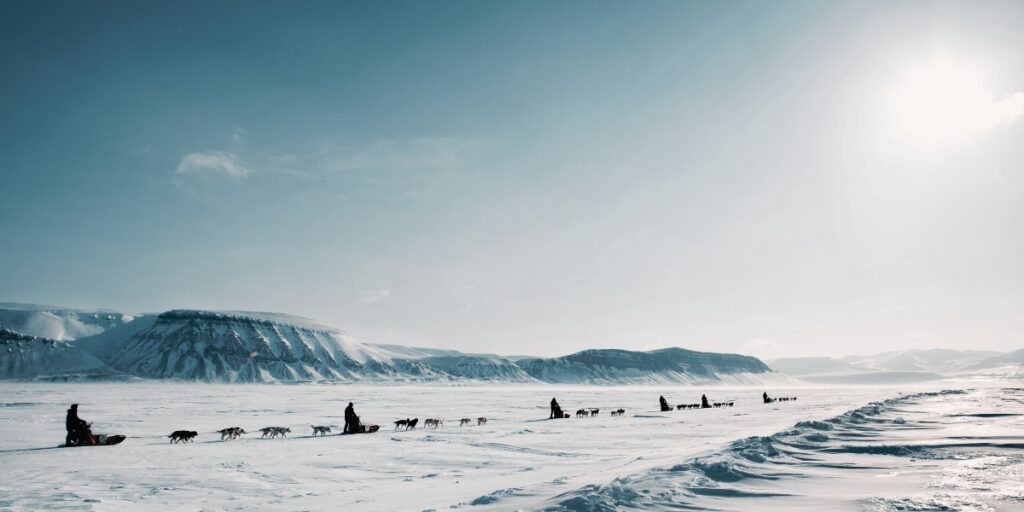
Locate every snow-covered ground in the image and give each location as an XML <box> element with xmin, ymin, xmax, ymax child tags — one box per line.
<box><xmin>0</xmin><ymin>379</ymin><xmax>1020</xmax><ymax>511</ymax></box>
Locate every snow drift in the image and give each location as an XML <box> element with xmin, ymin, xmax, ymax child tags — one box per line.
<box><xmin>545</xmin><ymin>388</ymin><xmax>1020</xmax><ymax>511</ymax></box>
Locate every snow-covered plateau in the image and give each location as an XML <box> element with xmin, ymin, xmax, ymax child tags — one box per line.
<box><xmin>1</xmin><ymin>378</ymin><xmax>1022</xmax><ymax>511</ymax></box>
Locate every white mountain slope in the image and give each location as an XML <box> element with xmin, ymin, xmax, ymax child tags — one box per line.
<box><xmin>769</xmin><ymin>348</ymin><xmax>1018</xmax><ymax>383</ymax></box>
<box><xmin>0</xmin><ymin>328</ymin><xmax>122</xmax><ymax>380</ymax></box>
<box><xmin>0</xmin><ymin>303</ymin><xmax>135</xmax><ymax>341</ymax></box>
<box><xmin>841</xmin><ymin>348</ymin><xmax>1001</xmax><ymax>374</ymax></box>
<box><xmin>371</xmin><ymin>344</ymin><xmax>538</xmax><ymax>382</ymax></box>
<box><xmin>75</xmin><ymin>310</ymin><xmax>422</xmax><ymax>383</ymax></box>
<box><xmin>515</xmin><ymin>348</ymin><xmax>785</xmax><ymax>385</ymax></box>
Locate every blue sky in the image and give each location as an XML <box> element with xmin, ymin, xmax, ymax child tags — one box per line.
<box><xmin>2</xmin><ymin>1</ymin><xmax>1022</xmax><ymax>357</ymax></box>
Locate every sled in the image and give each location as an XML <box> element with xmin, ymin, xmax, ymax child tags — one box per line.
<box><xmin>61</xmin><ymin>434</ymin><xmax>126</xmax><ymax>447</ymax></box>
<box><xmin>341</xmin><ymin>425</ymin><xmax>380</xmax><ymax>435</ymax></box>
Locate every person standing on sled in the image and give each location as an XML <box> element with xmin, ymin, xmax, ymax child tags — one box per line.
<box><xmin>763</xmin><ymin>391</ymin><xmax>771</xmax><ymax>403</ymax></box>
<box><xmin>65</xmin><ymin>404</ymin><xmax>92</xmax><ymax>446</ymax></box>
<box><xmin>550</xmin><ymin>397</ymin><xmax>562</xmax><ymax>419</ymax></box>
<box><xmin>344</xmin><ymin>402</ymin><xmax>360</xmax><ymax>433</ymax></box>
<box><xmin>701</xmin><ymin>394</ymin><xmax>711</xmax><ymax>409</ymax></box>
<box><xmin>659</xmin><ymin>395</ymin><xmax>671</xmax><ymax>412</ymax></box>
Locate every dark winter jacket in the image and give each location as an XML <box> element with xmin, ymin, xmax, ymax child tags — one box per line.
<box><xmin>66</xmin><ymin>408</ymin><xmax>86</xmax><ymax>432</ymax></box>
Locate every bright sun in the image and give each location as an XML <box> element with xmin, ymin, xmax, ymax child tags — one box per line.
<box><xmin>887</xmin><ymin>55</ymin><xmax>1024</xmax><ymax>149</ymax></box>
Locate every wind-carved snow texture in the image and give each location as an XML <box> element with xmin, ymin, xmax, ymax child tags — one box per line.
<box><xmin>545</xmin><ymin>387</ymin><xmax>1024</xmax><ymax>511</ymax></box>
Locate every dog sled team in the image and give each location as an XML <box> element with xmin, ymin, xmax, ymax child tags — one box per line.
<box><xmin>762</xmin><ymin>392</ymin><xmax>797</xmax><ymax>404</ymax></box>
<box><xmin>672</xmin><ymin>394</ymin><xmax>737</xmax><ymax>410</ymax></box>
<box><xmin>62</xmin><ymin>390</ymin><xmax>796</xmax><ymax>447</ymax></box>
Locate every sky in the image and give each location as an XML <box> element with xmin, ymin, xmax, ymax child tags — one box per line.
<box><xmin>1</xmin><ymin>0</ymin><xmax>1022</xmax><ymax>359</ymax></box>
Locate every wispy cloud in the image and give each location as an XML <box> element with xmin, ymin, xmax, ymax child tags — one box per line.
<box><xmin>230</xmin><ymin>125</ymin><xmax>248</xmax><ymax>145</ymax></box>
<box><xmin>176</xmin><ymin>151</ymin><xmax>251</xmax><ymax>178</ymax></box>
<box><xmin>998</xmin><ymin>92</ymin><xmax>1024</xmax><ymax>125</ymax></box>
<box><xmin>270</xmin><ymin>137</ymin><xmax>492</xmax><ymax>179</ymax></box>
<box><xmin>357</xmin><ymin>288</ymin><xmax>392</xmax><ymax>305</ymax></box>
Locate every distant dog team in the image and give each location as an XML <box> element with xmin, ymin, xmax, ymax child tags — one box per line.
<box><xmin>676</xmin><ymin>401</ymin><xmax>734</xmax><ymax>409</ymax></box>
<box><xmin>160</xmin><ymin>391</ymin><xmax>788</xmax><ymax>444</ymax></box>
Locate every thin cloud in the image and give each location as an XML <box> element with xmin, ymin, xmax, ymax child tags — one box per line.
<box><xmin>741</xmin><ymin>338</ymin><xmax>783</xmax><ymax>360</ymax></box>
<box><xmin>176</xmin><ymin>151</ymin><xmax>251</xmax><ymax>178</ymax></box>
<box><xmin>997</xmin><ymin>92</ymin><xmax>1024</xmax><ymax>125</ymax></box>
<box><xmin>270</xmin><ymin>137</ymin><xmax>492</xmax><ymax>178</ymax></box>
<box><xmin>319</xmin><ymin>137</ymin><xmax>489</xmax><ymax>172</ymax></box>
<box><xmin>357</xmin><ymin>288</ymin><xmax>392</xmax><ymax>305</ymax></box>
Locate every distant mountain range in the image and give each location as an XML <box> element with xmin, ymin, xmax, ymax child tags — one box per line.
<box><xmin>769</xmin><ymin>348</ymin><xmax>1022</xmax><ymax>383</ymax></box>
<box><xmin>0</xmin><ymin>303</ymin><xmax>785</xmax><ymax>384</ymax></box>
<box><xmin>515</xmin><ymin>348</ymin><xmax>771</xmax><ymax>385</ymax></box>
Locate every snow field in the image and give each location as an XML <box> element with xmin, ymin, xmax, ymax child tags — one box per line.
<box><xmin>0</xmin><ymin>380</ymin><xmax>1012</xmax><ymax>511</ymax></box>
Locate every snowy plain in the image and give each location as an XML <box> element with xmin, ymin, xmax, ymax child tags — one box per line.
<box><xmin>1</xmin><ymin>379</ymin><xmax>1021</xmax><ymax>511</ymax></box>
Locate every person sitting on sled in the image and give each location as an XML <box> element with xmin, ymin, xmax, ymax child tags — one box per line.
<box><xmin>763</xmin><ymin>391</ymin><xmax>771</xmax><ymax>403</ymax></box>
<box><xmin>66</xmin><ymin>404</ymin><xmax>93</xmax><ymax>446</ymax></box>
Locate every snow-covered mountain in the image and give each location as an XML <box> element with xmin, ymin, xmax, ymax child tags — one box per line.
<box><xmin>414</xmin><ymin>355</ymin><xmax>537</xmax><ymax>381</ymax></box>
<box><xmin>372</xmin><ymin>344</ymin><xmax>537</xmax><ymax>382</ymax></box>
<box><xmin>0</xmin><ymin>303</ymin><xmax>135</xmax><ymax>341</ymax></box>
<box><xmin>1</xmin><ymin>303</ymin><xmax>786</xmax><ymax>384</ymax></box>
<box><xmin>0</xmin><ymin>328</ymin><xmax>122</xmax><ymax>380</ymax></box>
<box><xmin>516</xmin><ymin>348</ymin><xmax>777</xmax><ymax>384</ymax></box>
<box><xmin>972</xmin><ymin>349</ymin><xmax>1024</xmax><ymax>374</ymax></box>
<box><xmin>768</xmin><ymin>348</ymin><xmax>1016</xmax><ymax>383</ymax></box>
<box><xmin>76</xmin><ymin>310</ymin><xmax>414</xmax><ymax>383</ymax></box>
<box><xmin>842</xmin><ymin>349</ymin><xmax>1000</xmax><ymax>374</ymax></box>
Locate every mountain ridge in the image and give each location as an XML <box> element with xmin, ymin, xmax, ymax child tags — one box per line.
<box><xmin>0</xmin><ymin>304</ymin><xmax>781</xmax><ymax>384</ymax></box>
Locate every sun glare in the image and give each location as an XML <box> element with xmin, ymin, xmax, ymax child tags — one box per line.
<box><xmin>886</xmin><ymin>55</ymin><xmax>1022</xmax><ymax>149</ymax></box>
